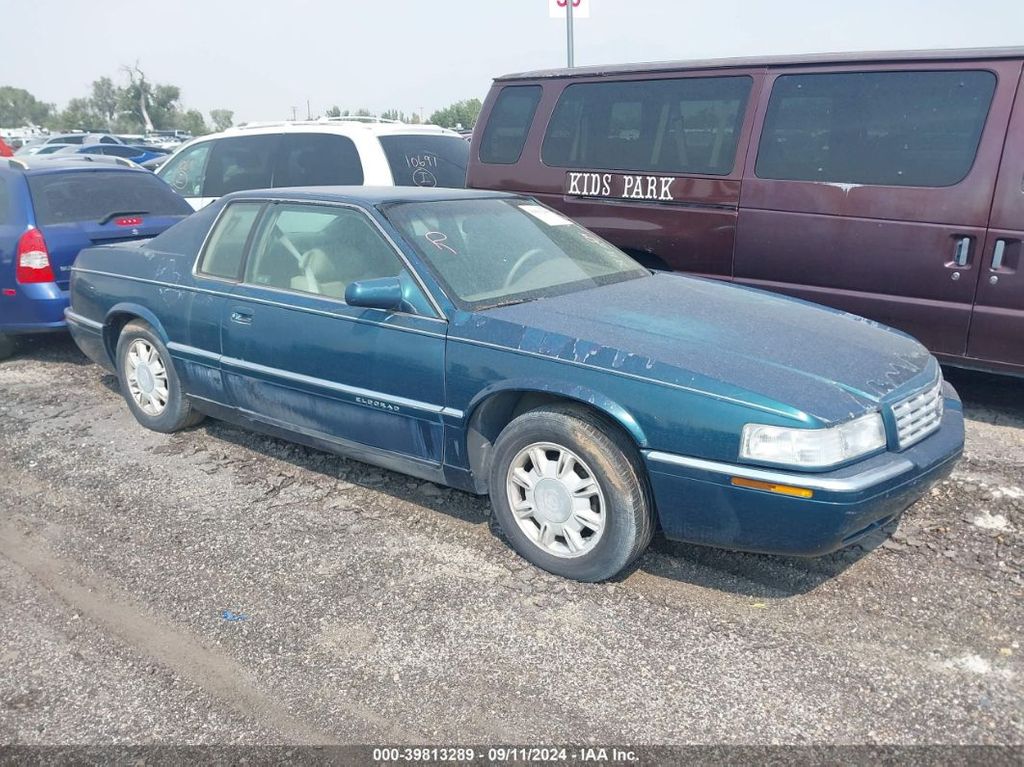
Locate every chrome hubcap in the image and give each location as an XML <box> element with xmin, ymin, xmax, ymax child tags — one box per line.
<box><xmin>506</xmin><ymin>442</ymin><xmax>605</xmax><ymax>559</ymax></box>
<box><xmin>125</xmin><ymin>339</ymin><xmax>169</xmax><ymax>416</ymax></box>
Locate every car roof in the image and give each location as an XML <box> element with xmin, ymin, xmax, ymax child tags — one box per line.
<box><xmin>182</xmin><ymin>118</ymin><xmax>462</xmax><ymax>145</ymax></box>
<box><xmin>497</xmin><ymin>45</ymin><xmax>1024</xmax><ymax>80</ymax></box>
<box><xmin>224</xmin><ymin>186</ymin><xmax>518</xmax><ymax>206</ymax></box>
<box><xmin>2</xmin><ymin>156</ymin><xmax>147</xmax><ymax>174</ymax></box>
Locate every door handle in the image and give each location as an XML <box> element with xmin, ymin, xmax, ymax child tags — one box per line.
<box><xmin>991</xmin><ymin>239</ymin><xmax>1006</xmax><ymax>271</ymax></box>
<box><xmin>953</xmin><ymin>236</ymin><xmax>971</xmax><ymax>267</ymax></box>
<box><xmin>230</xmin><ymin>310</ymin><xmax>253</xmax><ymax>325</ymax></box>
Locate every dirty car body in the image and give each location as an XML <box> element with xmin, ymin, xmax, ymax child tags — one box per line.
<box><xmin>66</xmin><ymin>187</ymin><xmax>964</xmax><ymax>578</ymax></box>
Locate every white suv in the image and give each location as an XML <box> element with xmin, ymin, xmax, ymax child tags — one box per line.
<box><xmin>156</xmin><ymin>118</ymin><xmax>470</xmax><ymax>209</ymax></box>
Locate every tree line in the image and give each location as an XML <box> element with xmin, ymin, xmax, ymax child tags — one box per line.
<box><xmin>1</xmin><ymin>65</ymin><xmax>481</xmax><ymax>136</ymax></box>
<box><xmin>0</xmin><ymin>66</ymin><xmax>233</xmax><ymax>136</ymax></box>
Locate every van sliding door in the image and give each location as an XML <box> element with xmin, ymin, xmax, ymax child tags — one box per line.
<box><xmin>735</xmin><ymin>62</ymin><xmax>1019</xmax><ymax>360</ymax></box>
<box><xmin>967</xmin><ymin>64</ymin><xmax>1024</xmax><ymax>369</ymax></box>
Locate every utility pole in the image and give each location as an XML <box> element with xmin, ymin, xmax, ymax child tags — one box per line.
<box><xmin>290</xmin><ymin>106</ymin><xmax>297</xmax><ymax>121</ymax></box>
<box><xmin>566</xmin><ymin>0</ymin><xmax>574</xmax><ymax>68</ymax></box>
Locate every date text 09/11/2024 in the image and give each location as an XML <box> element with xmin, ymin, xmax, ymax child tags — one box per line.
<box><xmin>371</xmin><ymin>746</ymin><xmax>639</xmax><ymax>762</ymax></box>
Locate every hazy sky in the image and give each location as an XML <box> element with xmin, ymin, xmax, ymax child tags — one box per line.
<box><xmin>7</xmin><ymin>0</ymin><xmax>1024</xmax><ymax>123</ymax></box>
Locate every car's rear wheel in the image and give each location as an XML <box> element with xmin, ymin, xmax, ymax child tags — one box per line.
<box><xmin>488</xmin><ymin>404</ymin><xmax>654</xmax><ymax>582</ymax></box>
<box><xmin>116</xmin><ymin>321</ymin><xmax>204</xmax><ymax>433</ymax></box>
<box><xmin>0</xmin><ymin>333</ymin><xmax>15</xmax><ymax>361</ymax></box>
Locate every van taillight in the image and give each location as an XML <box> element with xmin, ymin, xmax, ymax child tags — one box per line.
<box><xmin>15</xmin><ymin>228</ymin><xmax>55</xmax><ymax>284</ymax></box>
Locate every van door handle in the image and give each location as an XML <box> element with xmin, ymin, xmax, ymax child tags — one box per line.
<box><xmin>991</xmin><ymin>239</ymin><xmax>1006</xmax><ymax>271</ymax></box>
<box><xmin>953</xmin><ymin>236</ymin><xmax>971</xmax><ymax>267</ymax></box>
<box><xmin>230</xmin><ymin>310</ymin><xmax>253</xmax><ymax>325</ymax></box>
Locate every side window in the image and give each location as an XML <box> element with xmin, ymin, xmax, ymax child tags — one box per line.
<box><xmin>245</xmin><ymin>205</ymin><xmax>405</xmax><ymax>302</ymax></box>
<box><xmin>201</xmin><ymin>135</ymin><xmax>278</xmax><ymax>197</ymax></box>
<box><xmin>756</xmin><ymin>70</ymin><xmax>997</xmax><ymax>187</ymax></box>
<box><xmin>158</xmin><ymin>142</ymin><xmax>212</xmax><ymax>198</ymax></box>
<box><xmin>273</xmin><ymin>134</ymin><xmax>364</xmax><ymax>187</ymax></box>
<box><xmin>197</xmin><ymin>202</ymin><xmax>262</xmax><ymax>280</ymax></box>
<box><xmin>0</xmin><ymin>177</ymin><xmax>9</xmax><ymax>225</ymax></box>
<box><xmin>542</xmin><ymin>76</ymin><xmax>752</xmax><ymax>175</ymax></box>
<box><xmin>479</xmin><ymin>85</ymin><xmax>542</xmax><ymax>164</ymax></box>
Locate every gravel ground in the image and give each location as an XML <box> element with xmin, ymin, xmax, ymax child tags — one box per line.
<box><xmin>0</xmin><ymin>335</ymin><xmax>1021</xmax><ymax>746</ymax></box>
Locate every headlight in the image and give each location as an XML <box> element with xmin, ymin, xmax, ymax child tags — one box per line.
<box><xmin>740</xmin><ymin>412</ymin><xmax>886</xmax><ymax>469</ymax></box>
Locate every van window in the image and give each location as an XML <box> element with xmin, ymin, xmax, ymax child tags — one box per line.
<box><xmin>479</xmin><ymin>85</ymin><xmax>542</xmax><ymax>164</ymax></box>
<box><xmin>379</xmin><ymin>135</ymin><xmax>469</xmax><ymax>188</ymax></box>
<box><xmin>201</xmin><ymin>135</ymin><xmax>278</xmax><ymax>197</ymax></box>
<box><xmin>756</xmin><ymin>70</ymin><xmax>996</xmax><ymax>187</ymax></box>
<box><xmin>542</xmin><ymin>76</ymin><xmax>752</xmax><ymax>176</ymax></box>
<box><xmin>274</xmin><ymin>134</ymin><xmax>364</xmax><ymax>187</ymax></box>
<box><xmin>197</xmin><ymin>201</ymin><xmax>262</xmax><ymax>280</ymax></box>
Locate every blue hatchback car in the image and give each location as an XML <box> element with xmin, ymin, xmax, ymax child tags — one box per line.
<box><xmin>66</xmin><ymin>187</ymin><xmax>964</xmax><ymax>581</ymax></box>
<box><xmin>0</xmin><ymin>156</ymin><xmax>192</xmax><ymax>359</ymax></box>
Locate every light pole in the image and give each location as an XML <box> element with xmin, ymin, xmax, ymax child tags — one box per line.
<box><xmin>566</xmin><ymin>0</ymin><xmax>574</xmax><ymax>68</ymax></box>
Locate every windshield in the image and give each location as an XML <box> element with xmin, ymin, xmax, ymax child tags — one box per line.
<box><xmin>382</xmin><ymin>197</ymin><xmax>648</xmax><ymax>309</ymax></box>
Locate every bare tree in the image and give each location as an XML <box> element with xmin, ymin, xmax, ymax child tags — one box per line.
<box><xmin>121</xmin><ymin>61</ymin><xmax>154</xmax><ymax>131</ymax></box>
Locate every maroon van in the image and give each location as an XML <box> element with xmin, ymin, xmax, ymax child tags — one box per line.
<box><xmin>467</xmin><ymin>48</ymin><xmax>1024</xmax><ymax>377</ymax></box>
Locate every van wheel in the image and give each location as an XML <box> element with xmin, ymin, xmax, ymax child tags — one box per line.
<box><xmin>488</xmin><ymin>404</ymin><xmax>654</xmax><ymax>582</ymax></box>
<box><xmin>0</xmin><ymin>333</ymin><xmax>15</xmax><ymax>361</ymax></box>
<box><xmin>115</xmin><ymin>321</ymin><xmax>204</xmax><ymax>433</ymax></box>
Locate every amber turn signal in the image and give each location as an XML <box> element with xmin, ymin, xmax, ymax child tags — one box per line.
<box><xmin>730</xmin><ymin>476</ymin><xmax>814</xmax><ymax>499</ymax></box>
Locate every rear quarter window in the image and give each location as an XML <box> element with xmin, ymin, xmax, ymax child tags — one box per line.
<box><xmin>378</xmin><ymin>135</ymin><xmax>469</xmax><ymax>188</ymax></box>
<box><xmin>26</xmin><ymin>170</ymin><xmax>193</xmax><ymax>226</ymax></box>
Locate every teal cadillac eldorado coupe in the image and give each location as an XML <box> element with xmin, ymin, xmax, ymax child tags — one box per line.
<box><xmin>66</xmin><ymin>187</ymin><xmax>963</xmax><ymax>581</ymax></box>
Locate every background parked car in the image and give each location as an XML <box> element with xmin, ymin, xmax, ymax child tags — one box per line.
<box><xmin>468</xmin><ymin>47</ymin><xmax>1024</xmax><ymax>378</ymax></box>
<box><xmin>56</xmin><ymin>143</ymin><xmax>171</xmax><ymax>165</ymax></box>
<box><xmin>0</xmin><ymin>155</ymin><xmax>193</xmax><ymax>359</ymax></box>
<box><xmin>156</xmin><ymin>118</ymin><xmax>471</xmax><ymax>209</ymax></box>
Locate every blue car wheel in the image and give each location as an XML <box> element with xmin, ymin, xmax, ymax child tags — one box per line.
<box><xmin>489</xmin><ymin>404</ymin><xmax>655</xmax><ymax>582</ymax></box>
<box><xmin>0</xmin><ymin>333</ymin><xmax>15</xmax><ymax>361</ymax></box>
<box><xmin>115</xmin><ymin>321</ymin><xmax>205</xmax><ymax>433</ymax></box>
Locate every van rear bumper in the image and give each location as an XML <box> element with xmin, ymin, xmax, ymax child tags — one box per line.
<box><xmin>643</xmin><ymin>402</ymin><xmax>964</xmax><ymax>556</ymax></box>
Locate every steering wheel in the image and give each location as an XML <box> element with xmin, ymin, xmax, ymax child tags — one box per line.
<box><xmin>504</xmin><ymin>248</ymin><xmax>548</xmax><ymax>288</ymax></box>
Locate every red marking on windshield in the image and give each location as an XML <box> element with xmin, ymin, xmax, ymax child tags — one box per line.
<box><xmin>425</xmin><ymin>231</ymin><xmax>457</xmax><ymax>255</ymax></box>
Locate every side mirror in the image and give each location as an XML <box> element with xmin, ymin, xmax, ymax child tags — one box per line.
<box><xmin>345</xmin><ymin>276</ymin><xmax>405</xmax><ymax>311</ymax></box>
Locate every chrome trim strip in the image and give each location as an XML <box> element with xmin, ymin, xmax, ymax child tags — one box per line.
<box><xmin>166</xmin><ymin>341</ymin><xmax>220</xmax><ymax>363</ymax></box>
<box><xmin>449</xmin><ymin>335</ymin><xmax>796</xmax><ymax>419</ymax></box>
<box><xmin>220</xmin><ymin>354</ymin><xmax>463</xmax><ymax>418</ymax></box>
<box><xmin>69</xmin><ymin>268</ymin><xmax>447</xmax><ymax>340</ymax></box>
<box><xmin>644</xmin><ymin>450</ymin><xmax>915</xmax><ymax>493</ymax></box>
<box><xmin>64</xmin><ymin>310</ymin><xmax>103</xmax><ymax>331</ymax></box>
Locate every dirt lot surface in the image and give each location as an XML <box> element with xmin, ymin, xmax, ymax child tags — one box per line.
<box><xmin>0</xmin><ymin>336</ymin><xmax>1022</xmax><ymax>746</ymax></box>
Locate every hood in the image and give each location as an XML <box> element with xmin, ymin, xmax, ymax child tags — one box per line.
<box><xmin>462</xmin><ymin>273</ymin><xmax>935</xmax><ymax>424</ymax></box>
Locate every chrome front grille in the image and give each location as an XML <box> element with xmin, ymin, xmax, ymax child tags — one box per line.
<box><xmin>892</xmin><ymin>378</ymin><xmax>944</xmax><ymax>449</ymax></box>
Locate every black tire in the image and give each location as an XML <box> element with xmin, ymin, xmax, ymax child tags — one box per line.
<box><xmin>0</xmin><ymin>333</ymin><xmax>15</xmax><ymax>361</ymax></box>
<box><xmin>488</xmin><ymin>404</ymin><xmax>654</xmax><ymax>582</ymax></box>
<box><xmin>115</xmin><ymin>320</ymin><xmax>204</xmax><ymax>433</ymax></box>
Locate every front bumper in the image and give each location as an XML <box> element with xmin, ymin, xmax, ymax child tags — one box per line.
<box><xmin>643</xmin><ymin>395</ymin><xmax>964</xmax><ymax>556</ymax></box>
<box><xmin>0</xmin><ymin>282</ymin><xmax>69</xmax><ymax>334</ymax></box>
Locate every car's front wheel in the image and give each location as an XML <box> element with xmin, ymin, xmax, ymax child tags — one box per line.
<box><xmin>488</xmin><ymin>404</ymin><xmax>654</xmax><ymax>582</ymax></box>
<box><xmin>0</xmin><ymin>333</ymin><xmax>15</xmax><ymax>361</ymax></box>
<box><xmin>116</xmin><ymin>321</ymin><xmax>204</xmax><ymax>433</ymax></box>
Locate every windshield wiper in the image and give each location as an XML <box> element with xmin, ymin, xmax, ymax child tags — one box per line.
<box><xmin>99</xmin><ymin>210</ymin><xmax>149</xmax><ymax>225</ymax></box>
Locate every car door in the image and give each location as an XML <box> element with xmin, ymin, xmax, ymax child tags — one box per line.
<box><xmin>158</xmin><ymin>141</ymin><xmax>214</xmax><ymax>210</ymax></box>
<box><xmin>735</xmin><ymin>61</ymin><xmax>1020</xmax><ymax>358</ymax></box>
<box><xmin>966</xmin><ymin>65</ymin><xmax>1024</xmax><ymax>369</ymax></box>
<box><xmin>220</xmin><ymin>201</ymin><xmax>448</xmax><ymax>466</ymax></box>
